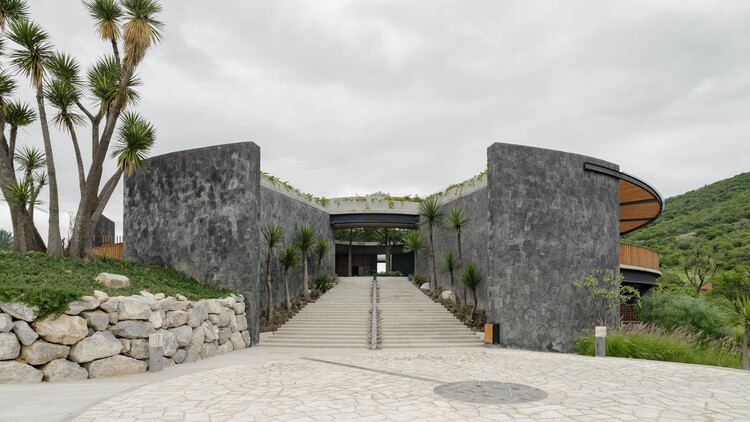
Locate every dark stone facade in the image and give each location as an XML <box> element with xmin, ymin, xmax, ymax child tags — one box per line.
<box><xmin>92</xmin><ymin>215</ymin><xmax>115</xmax><ymax>247</ymax></box>
<box><xmin>124</xmin><ymin>142</ymin><xmax>262</xmax><ymax>344</ymax></box>
<box><xmin>259</xmin><ymin>187</ymin><xmax>335</xmax><ymax>311</ymax></box>
<box><xmin>485</xmin><ymin>143</ymin><xmax>620</xmax><ymax>352</ymax></box>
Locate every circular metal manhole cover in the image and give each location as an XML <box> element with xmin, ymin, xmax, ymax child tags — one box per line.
<box><xmin>433</xmin><ymin>381</ymin><xmax>547</xmax><ymax>405</ymax></box>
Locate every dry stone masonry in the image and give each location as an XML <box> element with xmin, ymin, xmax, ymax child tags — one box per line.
<box><xmin>0</xmin><ymin>289</ymin><xmax>250</xmax><ymax>383</ymax></box>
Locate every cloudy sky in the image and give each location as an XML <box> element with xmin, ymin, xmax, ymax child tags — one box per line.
<box><xmin>2</xmin><ymin>1</ymin><xmax>749</xmax><ymax>239</ymax></box>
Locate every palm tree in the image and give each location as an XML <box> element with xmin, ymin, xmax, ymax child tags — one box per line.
<box><xmin>295</xmin><ymin>225</ymin><xmax>316</xmax><ymax>299</ymax></box>
<box><xmin>262</xmin><ymin>224</ymin><xmax>283</xmax><ymax>324</ymax></box>
<box><xmin>731</xmin><ymin>296</ymin><xmax>750</xmax><ymax>370</ymax></box>
<box><xmin>0</xmin><ymin>0</ymin><xmax>27</xmax><ymax>30</ymax></box>
<box><xmin>419</xmin><ymin>196</ymin><xmax>444</xmax><ymax>292</ymax></box>
<box><xmin>314</xmin><ymin>237</ymin><xmax>330</xmax><ymax>275</ymax></box>
<box><xmin>439</xmin><ymin>250</ymin><xmax>460</xmax><ymax>306</ymax></box>
<box><xmin>447</xmin><ymin>206</ymin><xmax>470</xmax><ymax>303</ymax></box>
<box><xmin>4</xmin><ymin>100</ymin><xmax>36</xmax><ymax>172</ymax></box>
<box><xmin>13</xmin><ymin>145</ymin><xmax>46</xmax><ymax>223</ymax></box>
<box><xmin>460</xmin><ymin>263</ymin><xmax>483</xmax><ymax>323</ymax></box>
<box><xmin>8</xmin><ymin>19</ymin><xmax>63</xmax><ymax>256</ymax></box>
<box><xmin>2</xmin><ymin>178</ymin><xmax>40</xmax><ymax>252</ymax></box>
<box><xmin>335</xmin><ymin>228</ymin><xmax>360</xmax><ymax>276</ymax></box>
<box><xmin>121</xmin><ymin>0</ymin><xmax>163</xmax><ymax>71</ymax></box>
<box><xmin>84</xmin><ymin>0</ymin><xmax>123</xmax><ymax>66</ymax></box>
<box><xmin>277</xmin><ymin>243</ymin><xmax>301</xmax><ymax>313</ymax></box>
<box><xmin>402</xmin><ymin>229</ymin><xmax>424</xmax><ymax>277</ymax></box>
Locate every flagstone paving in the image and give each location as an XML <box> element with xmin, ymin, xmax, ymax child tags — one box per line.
<box><xmin>69</xmin><ymin>348</ymin><xmax>750</xmax><ymax>421</ymax></box>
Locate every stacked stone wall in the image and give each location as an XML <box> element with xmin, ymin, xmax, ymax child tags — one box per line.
<box><xmin>0</xmin><ymin>291</ymin><xmax>250</xmax><ymax>383</ymax></box>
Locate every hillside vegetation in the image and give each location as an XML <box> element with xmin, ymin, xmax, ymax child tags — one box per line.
<box><xmin>622</xmin><ymin>172</ymin><xmax>750</xmax><ymax>271</ymax></box>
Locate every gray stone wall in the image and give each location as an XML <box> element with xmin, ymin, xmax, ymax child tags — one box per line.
<box><xmin>485</xmin><ymin>143</ymin><xmax>620</xmax><ymax>352</ymax></box>
<box><xmin>92</xmin><ymin>215</ymin><xmax>115</xmax><ymax>247</ymax></box>
<box><xmin>123</xmin><ymin>142</ymin><xmax>261</xmax><ymax>344</ymax></box>
<box><xmin>259</xmin><ymin>187</ymin><xmax>335</xmax><ymax>311</ymax></box>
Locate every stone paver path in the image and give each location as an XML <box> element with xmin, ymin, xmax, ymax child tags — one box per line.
<box><xmin>71</xmin><ymin>348</ymin><xmax>750</xmax><ymax>421</ymax></box>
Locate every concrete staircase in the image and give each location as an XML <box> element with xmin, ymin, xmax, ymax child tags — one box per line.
<box><xmin>259</xmin><ymin>277</ymin><xmax>372</xmax><ymax>348</ymax></box>
<box><xmin>378</xmin><ymin>277</ymin><xmax>484</xmax><ymax>348</ymax></box>
<box><xmin>259</xmin><ymin>276</ymin><xmax>483</xmax><ymax>349</ymax></box>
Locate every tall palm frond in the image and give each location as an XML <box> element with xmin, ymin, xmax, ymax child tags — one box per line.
<box><xmin>14</xmin><ymin>145</ymin><xmax>45</xmax><ymax>173</ymax></box>
<box><xmin>295</xmin><ymin>225</ymin><xmax>316</xmax><ymax>252</ymax></box>
<box><xmin>8</xmin><ymin>19</ymin><xmax>53</xmax><ymax>89</ymax></box>
<box><xmin>277</xmin><ymin>243</ymin><xmax>301</xmax><ymax>271</ymax></box>
<box><xmin>4</xmin><ymin>100</ymin><xmax>36</xmax><ymax>126</ymax></box>
<box><xmin>314</xmin><ymin>237</ymin><xmax>330</xmax><ymax>273</ymax></box>
<box><xmin>0</xmin><ymin>69</ymin><xmax>17</xmax><ymax>108</ymax></box>
<box><xmin>402</xmin><ymin>230</ymin><xmax>424</xmax><ymax>254</ymax></box>
<box><xmin>111</xmin><ymin>111</ymin><xmax>154</xmax><ymax>176</ymax></box>
<box><xmin>2</xmin><ymin>178</ymin><xmax>40</xmax><ymax>206</ymax></box>
<box><xmin>44</xmin><ymin>78</ymin><xmax>84</xmax><ymax>129</ymax></box>
<box><xmin>419</xmin><ymin>196</ymin><xmax>444</xmax><ymax>228</ymax></box>
<box><xmin>87</xmin><ymin>54</ymin><xmax>141</xmax><ymax>113</ymax></box>
<box><xmin>263</xmin><ymin>224</ymin><xmax>283</xmax><ymax>251</ymax></box>
<box><xmin>439</xmin><ymin>250</ymin><xmax>458</xmax><ymax>275</ymax></box>
<box><xmin>84</xmin><ymin>0</ymin><xmax>123</xmax><ymax>41</ymax></box>
<box><xmin>0</xmin><ymin>0</ymin><xmax>28</xmax><ymax>31</ymax></box>
<box><xmin>121</xmin><ymin>0</ymin><xmax>163</xmax><ymax>70</ymax></box>
<box><xmin>46</xmin><ymin>52</ymin><xmax>82</xmax><ymax>86</ymax></box>
<box><xmin>447</xmin><ymin>206</ymin><xmax>469</xmax><ymax>233</ymax></box>
<box><xmin>460</xmin><ymin>263</ymin><xmax>484</xmax><ymax>322</ymax></box>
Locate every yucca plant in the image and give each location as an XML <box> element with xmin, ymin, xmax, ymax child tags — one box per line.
<box><xmin>439</xmin><ymin>250</ymin><xmax>460</xmax><ymax>306</ymax></box>
<box><xmin>277</xmin><ymin>243</ymin><xmax>301</xmax><ymax>312</ymax></box>
<box><xmin>314</xmin><ymin>237</ymin><xmax>330</xmax><ymax>275</ymax></box>
<box><xmin>0</xmin><ymin>0</ymin><xmax>28</xmax><ymax>31</ymax></box>
<box><xmin>4</xmin><ymin>100</ymin><xmax>35</xmax><ymax>167</ymax></box>
<box><xmin>460</xmin><ymin>263</ymin><xmax>483</xmax><ymax>323</ymax></box>
<box><xmin>732</xmin><ymin>296</ymin><xmax>750</xmax><ymax>370</ymax></box>
<box><xmin>295</xmin><ymin>225</ymin><xmax>316</xmax><ymax>299</ymax></box>
<box><xmin>111</xmin><ymin>111</ymin><xmax>155</xmax><ymax>176</ymax></box>
<box><xmin>447</xmin><ymin>206</ymin><xmax>470</xmax><ymax>304</ymax></box>
<box><xmin>0</xmin><ymin>228</ymin><xmax>12</xmax><ymax>249</ymax></box>
<box><xmin>402</xmin><ymin>229</ymin><xmax>424</xmax><ymax>278</ymax></box>
<box><xmin>8</xmin><ymin>18</ymin><xmax>64</xmax><ymax>256</ymax></box>
<box><xmin>419</xmin><ymin>196</ymin><xmax>443</xmax><ymax>292</ymax></box>
<box><xmin>262</xmin><ymin>225</ymin><xmax>283</xmax><ymax>324</ymax></box>
<box><xmin>2</xmin><ymin>179</ymin><xmax>40</xmax><ymax>252</ymax></box>
<box><xmin>84</xmin><ymin>0</ymin><xmax>123</xmax><ymax>65</ymax></box>
<box><xmin>121</xmin><ymin>0</ymin><xmax>163</xmax><ymax>71</ymax></box>
<box><xmin>13</xmin><ymin>145</ymin><xmax>46</xmax><ymax>224</ymax></box>
<box><xmin>87</xmin><ymin>55</ymin><xmax>141</xmax><ymax>114</ymax></box>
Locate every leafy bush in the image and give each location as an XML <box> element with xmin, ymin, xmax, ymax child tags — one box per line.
<box><xmin>640</xmin><ymin>291</ymin><xmax>736</xmax><ymax>341</ymax></box>
<box><xmin>375</xmin><ymin>270</ymin><xmax>403</xmax><ymax>277</ymax></box>
<box><xmin>707</xmin><ymin>266</ymin><xmax>750</xmax><ymax>302</ymax></box>
<box><xmin>0</xmin><ymin>229</ymin><xmax>12</xmax><ymax>250</ymax></box>
<box><xmin>313</xmin><ymin>272</ymin><xmax>336</xmax><ymax>293</ymax></box>
<box><xmin>575</xmin><ymin>323</ymin><xmax>741</xmax><ymax>368</ymax></box>
<box><xmin>408</xmin><ymin>273</ymin><xmax>428</xmax><ymax>286</ymax></box>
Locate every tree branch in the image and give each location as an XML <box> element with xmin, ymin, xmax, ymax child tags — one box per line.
<box><xmin>91</xmin><ymin>167</ymin><xmax>123</xmax><ymax>228</ymax></box>
<box><xmin>65</xmin><ymin>120</ymin><xmax>86</xmax><ymax>195</ymax></box>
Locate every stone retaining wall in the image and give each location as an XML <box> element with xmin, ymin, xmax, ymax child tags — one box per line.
<box><xmin>0</xmin><ymin>291</ymin><xmax>250</xmax><ymax>383</ymax></box>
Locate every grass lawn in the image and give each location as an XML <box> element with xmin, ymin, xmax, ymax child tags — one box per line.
<box><xmin>0</xmin><ymin>250</ymin><xmax>237</xmax><ymax>320</ymax></box>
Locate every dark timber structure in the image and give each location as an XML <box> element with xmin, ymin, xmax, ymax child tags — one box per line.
<box><xmin>124</xmin><ymin>142</ymin><xmax>662</xmax><ymax>352</ymax></box>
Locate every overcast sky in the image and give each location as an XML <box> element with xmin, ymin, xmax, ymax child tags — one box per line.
<box><xmin>2</xmin><ymin>1</ymin><xmax>749</xmax><ymax>239</ymax></box>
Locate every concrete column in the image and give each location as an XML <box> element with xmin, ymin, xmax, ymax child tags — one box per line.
<box><xmin>149</xmin><ymin>332</ymin><xmax>164</xmax><ymax>372</ymax></box>
<box><xmin>595</xmin><ymin>326</ymin><xmax>606</xmax><ymax>357</ymax></box>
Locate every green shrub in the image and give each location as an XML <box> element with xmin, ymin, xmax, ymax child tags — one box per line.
<box><xmin>313</xmin><ymin>273</ymin><xmax>335</xmax><ymax>293</ymax></box>
<box><xmin>575</xmin><ymin>323</ymin><xmax>741</xmax><ymax>368</ymax></box>
<box><xmin>408</xmin><ymin>273</ymin><xmax>428</xmax><ymax>286</ymax></box>
<box><xmin>707</xmin><ymin>266</ymin><xmax>750</xmax><ymax>302</ymax></box>
<box><xmin>375</xmin><ymin>271</ymin><xmax>403</xmax><ymax>277</ymax></box>
<box><xmin>639</xmin><ymin>291</ymin><xmax>736</xmax><ymax>341</ymax></box>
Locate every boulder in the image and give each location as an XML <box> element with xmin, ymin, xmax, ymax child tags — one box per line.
<box><xmin>176</xmin><ymin>294</ymin><xmax>187</xmax><ymax>301</ymax></box>
<box><xmin>109</xmin><ymin>312</ymin><xmax>119</xmax><ymax>325</ymax></box>
<box><xmin>149</xmin><ymin>310</ymin><xmax>165</xmax><ymax>329</ymax></box>
<box><xmin>128</xmin><ymin>295</ymin><xmax>159</xmax><ymax>311</ymax></box>
<box><xmin>227</xmin><ymin>313</ymin><xmax>238</xmax><ymax>331</ymax></box>
<box><xmin>217</xmin><ymin>341</ymin><xmax>233</xmax><ymax>355</ymax></box>
<box><xmin>237</xmin><ymin>315</ymin><xmax>248</xmax><ymax>331</ymax></box>
<box><xmin>33</xmin><ymin>315</ymin><xmax>87</xmax><ymax>345</ymax></box>
<box><xmin>139</xmin><ymin>290</ymin><xmax>153</xmax><ymax>298</ymax></box>
<box><xmin>119</xmin><ymin>338</ymin><xmax>131</xmax><ymax>354</ymax></box>
<box><xmin>20</xmin><ymin>340</ymin><xmax>70</xmax><ymax>365</ymax></box>
<box><xmin>160</xmin><ymin>329</ymin><xmax>178</xmax><ymax>357</ymax></box>
<box><xmin>242</xmin><ymin>330</ymin><xmax>251</xmax><ymax>346</ymax></box>
<box><xmin>201</xmin><ymin>321</ymin><xmax>216</xmax><ymax>342</ymax></box>
<box><xmin>0</xmin><ymin>301</ymin><xmax>37</xmax><ymax>322</ymax></box>
<box><xmin>187</xmin><ymin>301</ymin><xmax>209</xmax><ymax>327</ymax></box>
<box><xmin>229</xmin><ymin>332</ymin><xmax>246</xmax><ymax>350</ymax></box>
<box><xmin>217</xmin><ymin>327</ymin><xmax>231</xmax><ymax>345</ymax></box>
<box><xmin>173</xmin><ymin>348</ymin><xmax>187</xmax><ymax>364</ymax></box>
<box><xmin>0</xmin><ymin>332</ymin><xmax>20</xmax><ymax>360</ymax></box>
<box><xmin>86</xmin><ymin>356</ymin><xmax>147</xmax><ymax>378</ymax></box>
<box><xmin>95</xmin><ymin>272</ymin><xmax>130</xmax><ymax>288</ymax></box>
<box><xmin>208</xmin><ymin>314</ymin><xmax>220</xmax><ymax>325</ymax></box>
<box><xmin>217</xmin><ymin>307</ymin><xmax>233</xmax><ymax>327</ymax></box>
<box><xmin>153</xmin><ymin>293</ymin><xmax>165</xmax><ymax>300</ymax></box>
<box><xmin>159</xmin><ymin>300</ymin><xmax>188</xmax><ymax>312</ymax></box>
<box><xmin>109</xmin><ymin>321</ymin><xmax>156</xmax><ymax>339</ymax></box>
<box><xmin>183</xmin><ymin>344</ymin><xmax>201</xmax><ymax>363</ymax></box>
<box><xmin>419</xmin><ymin>283</ymin><xmax>430</xmax><ymax>291</ymax></box>
<box><xmin>234</xmin><ymin>301</ymin><xmax>246</xmax><ymax>315</ymax></box>
<box><xmin>163</xmin><ymin>310</ymin><xmax>188</xmax><ymax>328</ymax></box>
<box><xmin>201</xmin><ymin>342</ymin><xmax>219</xmax><ymax>359</ymax></box>
<box><xmin>192</xmin><ymin>327</ymin><xmax>205</xmax><ymax>346</ymax></box>
<box><xmin>41</xmin><ymin>359</ymin><xmax>89</xmax><ymax>382</ymax></box>
<box><xmin>0</xmin><ymin>313</ymin><xmax>13</xmax><ymax>332</ymax></box>
<box><xmin>169</xmin><ymin>326</ymin><xmax>193</xmax><ymax>347</ymax></box>
<box><xmin>441</xmin><ymin>290</ymin><xmax>455</xmax><ymax>301</ymax></box>
<box><xmin>82</xmin><ymin>311</ymin><xmax>109</xmax><ymax>331</ymax></box>
<box><xmin>129</xmin><ymin>339</ymin><xmax>149</xmax><ymax>359</ymax></box>
<box><xmin>117</xmin><ymin>297</ymin><xmax>151</xmax><ymax>320</ymax></box>
<box><xmin>68</xmin><ymin>332</ymin><xmax>122</xmax><ymax>363</ymax></box>
<box><xmin>64</xmin><ymin>296</ymin><xmax>100</xmax><ymax>315</ymax></box>
<box><xmin>0</xmin><ymin>361</ymin><xmax>43</xmax><ymax>383</ymax></box>
<box><xmin>206</xmin><ymin>299</ymin><xmax>222</xmax><ymax>314</ymax></box>
<box><xmin>12</xmin><ymin>321</ymin><xmax>38</xmax><ymax>346</ymax></box>
<box><xmin>100</xmin><ymin>297</ymin><xmax>120</xmax><ymax>313</ymax></box>
<box><xmin>92</xmin><ymin>290</ymin><xmax>109</xmax><ymax>303</ymax></box>
<box><xmin>218</xmin><ymin>297</ymin><xmax>236</xmax><ymax>308</ymax></box>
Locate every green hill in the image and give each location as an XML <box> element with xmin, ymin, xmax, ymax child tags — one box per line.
<box><xmin>622</xmin><ymin>172</ymin><xmax>750</xmax><ymax>271</ymax></box>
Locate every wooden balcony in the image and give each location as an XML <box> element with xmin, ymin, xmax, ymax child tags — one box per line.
<box><xmin>620</xmin><ymin>242</ymin><xmax>659</xmax><ymax>273</ymax></box>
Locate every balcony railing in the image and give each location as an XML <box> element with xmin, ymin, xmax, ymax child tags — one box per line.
<box><xmin>620</xmin><ymin>242</ymin><xmax>659</xmax><ymax>272</ymax></box>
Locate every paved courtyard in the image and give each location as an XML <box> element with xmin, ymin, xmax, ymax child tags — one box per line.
<box><xmin>57</xmin><ymin>347</ymin><xmax>750</xmax><ymax>421</ymax></box>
